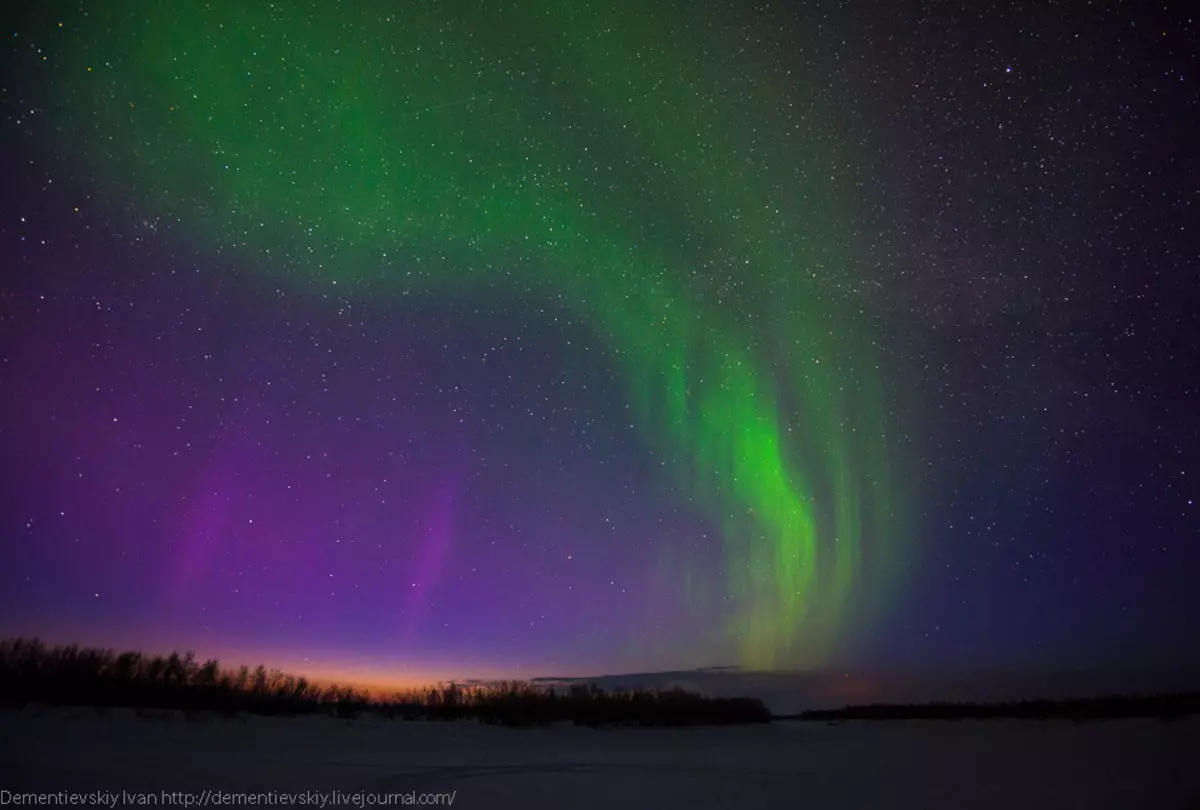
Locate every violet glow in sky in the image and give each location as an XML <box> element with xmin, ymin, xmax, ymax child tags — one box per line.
<box><xmin>2</xmin><ymin>0</ymin><xmax>1199</xmax><ymax>687</ymax></box>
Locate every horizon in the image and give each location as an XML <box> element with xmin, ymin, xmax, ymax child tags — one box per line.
<box><xmin>6</xmin><ymin>634</ymin><xmax>1198</xmax><ymax>716</ymax></box>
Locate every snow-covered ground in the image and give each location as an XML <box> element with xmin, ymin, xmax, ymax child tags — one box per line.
<box><xmin>2</xmin><ymin>707</ymin><xmax>1198</xmax><ymax>808</ymax></box>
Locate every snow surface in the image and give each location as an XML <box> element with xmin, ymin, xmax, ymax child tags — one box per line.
<box><xmin>2</xmin><ymin>707</ymin><xmax>1198</xmax><ymax>808</ymax></box>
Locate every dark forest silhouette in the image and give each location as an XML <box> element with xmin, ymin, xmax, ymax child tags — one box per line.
<box><xmin>783</xmin><ymin>694</ymin><xmax>1200</xmax><ymax>722</ymax></box>
<box><xmin>0</xmin><ymin>638</ymin><xmax>771</xmax><ymax>727</ymax></box>
<box><xmin>5</xmin><ymin>638</ymin><xmax>1196</xmax><ymax>727</ymax></box>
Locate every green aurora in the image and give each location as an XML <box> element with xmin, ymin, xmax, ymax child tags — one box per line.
<box><xmin>52</xmin><ymin>0</ymin><xmax>905</xmax><ymax>668</ymax></box>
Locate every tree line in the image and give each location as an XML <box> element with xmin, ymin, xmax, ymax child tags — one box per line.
<box><xmin>0</xmin><ymin>637</ymin><xmax>771</xmax><ymax>727</ymax></box>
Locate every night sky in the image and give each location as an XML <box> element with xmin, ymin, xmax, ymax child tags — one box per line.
<box><xmin>1</xmin><ymin>1</ymin><xmax>1197</xmax><ymax>690</ymax></box>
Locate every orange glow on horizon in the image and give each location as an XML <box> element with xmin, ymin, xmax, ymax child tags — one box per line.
<box><xmin>0</xmin><ymin>620</ymin><xmax>537</xmax><ymax>695</ymax></box>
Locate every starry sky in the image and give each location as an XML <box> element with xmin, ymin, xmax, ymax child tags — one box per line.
<box><xmin>1</xmin><ymin>0</ymin><xmax>1197</xmax><ymax>689</ymax></box>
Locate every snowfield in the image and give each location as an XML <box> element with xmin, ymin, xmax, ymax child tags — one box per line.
<box><xmin>1</xmin><ymin>707</ymin><xmax>1198</xmax><ymax>808</ymax></box>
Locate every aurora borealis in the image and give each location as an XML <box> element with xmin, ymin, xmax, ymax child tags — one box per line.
<box><xmin>2</xmin><ymin>1</ymin><xmax>1198</xmax><ymax>688</ymax></box>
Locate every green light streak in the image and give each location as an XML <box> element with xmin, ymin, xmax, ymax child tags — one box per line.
<box><xmin>55</xmin><ymin>0</ymin><xmax>904</xmax><ymax>668</ymax></box>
